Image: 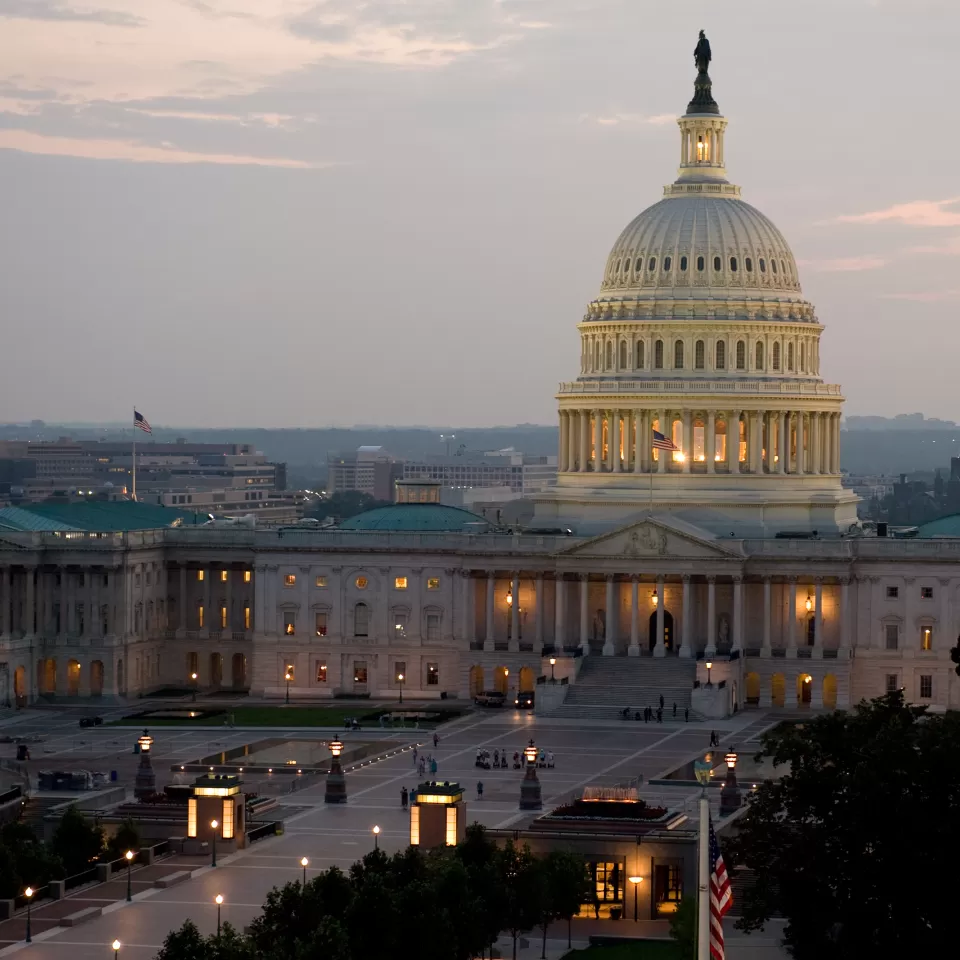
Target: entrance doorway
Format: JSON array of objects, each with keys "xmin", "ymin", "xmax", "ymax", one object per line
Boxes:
[
  {"xmin": 797, "ymin": 673, "xmax": 812, "ymax": 705},
  {"xmin": 210, "ymin": 653, "xmax": 223, "ymax": 689},
  {"xmin": 648, "ymin": 610, "xmax": 674, "ymax": 653},
  {"xmin": 231, "ymin": 653, "xmax": 246, "ymax": 690}
]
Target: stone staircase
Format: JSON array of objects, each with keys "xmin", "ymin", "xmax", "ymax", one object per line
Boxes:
[{"xmin": 552, "ymin": 656, "xmax": 698, "ymax": 721}]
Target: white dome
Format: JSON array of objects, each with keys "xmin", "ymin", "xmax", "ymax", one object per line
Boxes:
[{"xmin": 599, "ymin": 193, "xmax": 803, "ymax": 305}]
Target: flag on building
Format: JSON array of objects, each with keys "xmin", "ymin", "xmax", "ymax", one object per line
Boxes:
[
  {"xmin": 652, "ymin": 429, "xmax": 678, "ymax": 451},
  {"xmin": 709, "ymin": 815, "xmax": 733, "ymax": 960},
  {"xmin": 134, "ymin": 410, "xmax": 152, "ymax": 435}
]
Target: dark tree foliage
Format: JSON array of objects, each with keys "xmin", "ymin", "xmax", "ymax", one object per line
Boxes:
[
  {"xmin": 106, "ymin": 818, "xmax": 141, "ymax": 860},
  {"xmin": 668, "ymin": 897, "xmax": 697, "ymax": 959},
  {"xmin": 542, "ymin": 850, "xmax": 590, "ymax": 950},
  {"xmin": 0, "ymin": 821, "xmax": 64, "ymax": 894},
  {"xmin": 50, "ymin": 806, "xmax": 104, "ymax": 876},
  {"xmin": 727, "ymin": 692, "xmax": 960, "ymax": 959}
]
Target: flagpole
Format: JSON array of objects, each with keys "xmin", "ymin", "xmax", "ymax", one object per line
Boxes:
[
  {"xmin": 697, "ymin": 789, "xmax": 710, "ymax": 960},
  {"xmin": 132, "ymin": 407, "xmax": 137, "ymax": 502}
]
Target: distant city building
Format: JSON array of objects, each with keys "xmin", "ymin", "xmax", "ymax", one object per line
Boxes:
[
  {"xmin": 326, "ymin": 447, "xmax": 401, "ymax": 500},
  {"xmin": 402, "ymin": 448, "xmax": 557, "ymax": 495},
  {"xmin": 846, "ymin": 413, "xmax": 958, "ymax": 431}
]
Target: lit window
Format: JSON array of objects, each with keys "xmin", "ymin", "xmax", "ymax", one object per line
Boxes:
[
  {"xmin": 244, "ymin": 606, "xmax": 251, "ymax": 630},
  {"xmin": 315, "ymin": 612, "xmax": 328, "ymax": 637},
  {"xmin": 920, "ymin": 675, "xmax": 932, "ymax": 699},
  {"xmin": 395, "ymin": 577, "xmax": 408, "ymax": 590},
  {"xmin": 221, "ymin": 799, "xmax": 234, "ymax": 840},
  {"xmin": 445, "ymin": 806, "xmax": 457, "ymax": 846},
  {"xmin": 921, "ymin": 586, "xmax": 933, "ymax": 599},
  {"xmin": 220, "ymin": 606, "xmax": 228, "ymax": 629},
  {"xmin": 354, "ymin": 662, "xmax": 368, "ymax": 684},
  {"xmin": 197, "ymin": 570, "xmax": 205, "ymax": 582},
  {"xmin": 244, "ymin": 570, "xmax": 251, "ymax": 583},
  {"xmin": 355, "ymin": 576, "xmax": 368, "ymax": 590},
  {"xmin": 220, "ymin": 570, "xmax": 228, "ymax": 583},
  {"xmin": 886, "ymin": 586, "xmax": 899, "ymax": 599},
  {"xmin": 284, "ymin": 612, "xmax": 296, "ymax": 636},
  {"xmin": 198, "ymin": 605, "xmax": 204, "ymax": 629},
  {"xmin": 410, "ymin": 805, "xmax": 420, "ymax": 845},
  {"xmin": 920, "ymin": 626, "xmax": 933, "ymax": 651},
  {"xmin": 284, "ymin": 664, "xmax": 295, "ymax": 682},
  {"xmin": 427, "ymin": 663, "xmax": 439, "ymax": 686},
  {"xmin": 284, "ymin": 574, "xmax": 296, "ymax": 587},
  {"xmin": 316, "ymin": 662, "xmax": 327, "ymax": 683},
  {"xmin": 187, "ymin": 798, "xmax": 197, "ymax": 838},
  {"xmin": 315, "ymin": 576, "xmax": 327, "ymax": 588},
  {"xmin": 885, "ymin": 674, "xmax": 898, "ymax": 693},
  {"xmin": 427, "ymin": 577, "xmax": 440, "ymax": 590},
  {"xmin": 884, "ymin": 624, "xmax": 899, "ymax": 650}
]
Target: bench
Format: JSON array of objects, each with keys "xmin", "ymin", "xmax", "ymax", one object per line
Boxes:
[
  {"xmin": 155, "ymin": 871, "xmax": 191, "ymax": 889},
  {"xmin": 62, "ymin": 907, "xmax": 102, "ymax": 927}
]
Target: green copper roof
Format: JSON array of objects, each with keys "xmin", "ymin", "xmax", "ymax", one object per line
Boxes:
[
  {"xmin": 340, "ymin": 503, "xmax": 491, "ymax": 532},
  {"xmin": 915, "ymin": 514, "xmax": 960, "ymax": 538},
  {"xmin": 0, "ymin": 501, "xmax": 207, "ymax": 532}
]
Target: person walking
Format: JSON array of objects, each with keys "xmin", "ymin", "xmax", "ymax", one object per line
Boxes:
[
  {"xmin": 656, "ymin": 707, "xmax": 663, "ymax": 723},
  {"xmin": 412, "ymin": 746, "xmax": 418, "ymax": 766},
  {"xmin": 672, "ymin": 702, "xmax": 677, "ymax": 718},
  {"xmin": 476, "ymin": 780, "xmax": 484, "ymax": 799},
  {"xmin": 659, "ymin": 693, "xmax": 664, "ymax": 711},
  {"xmin": 684, "ymin": 707, "xmax": 689, "ymax": 722},
  {"xmin": 433, "ymin": 733, "xmax": 440, "ymax": 749},
  {"xmin": 401, "ymin": 786, "xmax": 408, "ymax": 809}
]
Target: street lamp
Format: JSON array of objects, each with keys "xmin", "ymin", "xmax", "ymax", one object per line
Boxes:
[
  {"xmin": 720, "ymin": 749, "xmax": 742, "ymax": 816},
  {"xmin": 549, "ymin": 657, "xmax": 556, "ymax": 682},
  {"xmin": 628, "ymin": 876, "xmax": 644, "ymax": 921},
  {"xmin": 113, "ymin": 939, "xmax": 121, "ymax": 960},
  {"xmin": 325, "ymin": 737, "xmax": 347, "ymax": 804},
  {"xmin": 191, "ymin": 671, "xmax": 198, "ymax": 701},
  {"xmin": 397, "ymin": 672, "xmax": 404, "ymax": 705},
  {"xmin": 215, "ymin": 894, "xmax": 223, "ymax": 938},
  {"xmin": 125, "ymin": 849, "xmax": 134, "ymax": 902},
  {"xmin": 210, "ymin": 819, "xmax": 219, "ymax": 867},
  {"xmin": 284, "ymin": 667, "xmax": 293, "ymax": 704},
  {"xmin": 705, "ymin": 660, "xmax": 713, "ymax": 687},
  {"xmin": 301, "ymin": 856, "xmax": 309, "ymax": 886},
  {"xmin": 24, "ymin": 886, "xmax": 33, "ymax": 943},
  {"xmin": 373, "ymin": 825, "xmax": 380, "ymax": 850},
  {"xmin": 519, "ymin": 739, "xmax": 542, "ymax": 810}
]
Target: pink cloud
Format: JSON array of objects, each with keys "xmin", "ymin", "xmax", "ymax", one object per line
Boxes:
[
  {"xmin": 796, "ymin": 256, "xmax": 887, "ymax": 272},
  {"xmin": 881, "ymin": 290, "xmax": 960, "ymax": 303},
  {"xmin": 0, "ymin": 129, "xmax": 319, "ymax": 167},
  {"xmin": 906, "ymin": 235, "xmax": 960, "ymax": 255},
  {"xmin": 837, "ymin": 197, "xmax": 960, "ymax": 227}
]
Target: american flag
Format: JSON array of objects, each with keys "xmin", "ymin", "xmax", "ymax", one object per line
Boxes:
[
  {"xmin": 709, "ymin": 815, "xmax": 733, "ymax": 960},
  {"xmin": 133, "ymin": 410, "xmax": 152, "ymax": 435},
  {"xmin": 652, "ymin": 429, "xmax": 678, "ymax": 451}
]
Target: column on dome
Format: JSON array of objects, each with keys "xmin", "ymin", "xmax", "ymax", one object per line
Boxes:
[
  {"xmin": 834, "ymin": 412, "xmax": 842, "ymax": 473},
  {"xmin": 611, "ymin": 410, "xmax": 621, "ymax": 473},
  {"xmin": 750, "ymin": 411, "xmax": 763, "ymax": 473},
  {"xmin": 634, "ymin": 410, "xmax": 645, "ymax": 474},
  {"xmin": 682, "ymin": 410, "xmax": 692, "ymax": 473},
  {"xmin": 765, "ymin": 412, "xmax": 775, "ymax": 473},
  {"xmin": 777, "ymin": 411, "xmax": 787, "ymax": 474},
  {"xmin": 579, "ymin": 409, "xmax": 589, "ymax": 472},
  {"xmin": 706, "ymin": 410, "xmax": 716, "ymax": 474},
  {"xmin": 559, "ymin": 412, "xmax": 568, "ymax": 472},
  {"xmin": 810, "ymin": 411, "xmax": 820, "ymax": 474},
  {"xmin": 623, "ymin": 410, "xmax": 634, "ymax": 472},
  {"xmin": 795, "ymin": 412, "xmax": 806, "ymax": 476}
]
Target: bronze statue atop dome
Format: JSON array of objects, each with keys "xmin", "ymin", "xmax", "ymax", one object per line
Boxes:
[
  {"xmin": 694, "ymin": 30, "xmax": 711, "ymax": 75},
  {"xmin": 687, "ymin": 29, "xmax": 719, "ymax": 115}
]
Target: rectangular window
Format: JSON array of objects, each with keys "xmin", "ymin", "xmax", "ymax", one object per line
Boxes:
[
  {"xmin": 395, "ymin": 661, "xmax": 406, "ymax": 684},
  {"xmin": 393, "ymin": 613, "xmax": 407, "ymax": 638},
  {"xmin": 315, "ymin": 612, "xmax": 328, "ymax": 637},
  {"xmin": 220, "ymin": 570, "xmax": 228, "ymax": 582},
  {"xmin": 187, "ymin": 798, "xmax": 197, "ymax": 838},
  {"xmin": 445, "ymin": 806, "xmax": 457, "ymax": 847},
  {"xmin": 426, "ymin": 613, "xmax": 440, "ymax": 641},
  {"xmin": 316, "ymin": 661, "xmax": 327, "ymax": 683},
  {"xmin": 315, "ymin": 575, "xmax": 327, "ymax": 588},
  {"xmin": 284, "ymin": 574, "xmax": 296, "ymax": 586},
  {"xmin": 134, "ymin": 573, "xmax": 141, "ymax": 587},
  {"xmin": 654, "ymin": 862, "xmax": 684, "ymax": 915},
  {"xmin": 427, "ymin": 577, "xmax": 440, "ymax": 590},
  {"xmin": 920, "ymin": 675, "xmax": 932, "ymax": 699},
  {"xmin": 221, "ymin": 798, "xmax": 235, "ymax": 840},
  {"xmin": 145, "ymin": 571, "xmax": 152, "ymax": 586},
  {"xmin": 354, "ymin": 662, "xmax": 368, "ymax": 684},
  {"xmin": 921, "ymin": 586, "xmax": 933, "ymax": 600},
  {"xmin": 198, "ymin": 605, "xmax": 204, "ymax": 629},
  {"xmin": 244, "ymin": 570, "xmax": 252, "ymax": 583},
  {"xmin": 886, "ymin": 586, "xmax": 898, "ymax": 599},
  {"xmin": 220, "ymin": 606, "xmax": 228, "ymax": 629},
  {"xmin": 244, "ymin": 606, "xmax": 251, "ymax": 630},
  {"xmin": 197, "ymin": 570, "xmax": 205, "ymax": 582},
  {"xmin": 884, "ymin": 624, "xmax": 899, "ymax": 650},
  {"xmin": 284, "ymin": 664, "xmax": 295, "ymax": 682},
  {"xmin": 920, "ymin": 626, "xmax": 933, "ymax": 651},
  {"xmin": 410, "ymin": 804, "xmax": 420, "ymax": 846},
  {"xmin": 395, "ymin": 576, "xmax": 408, "ymax": 590},
  {"xmin": 885, "ymin": 673, "xmax": 898, "ymax": 694},
  {"xmin": 426, "ymin": 662, "xmax": 439, "ymax": 685},
  {"xmin": 283, "ymin": 612, "xmax": 296, "ymax": 635}
]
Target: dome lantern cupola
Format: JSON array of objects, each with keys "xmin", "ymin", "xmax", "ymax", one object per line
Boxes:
[{"xmin": 676, "ymin": 30, "xmax": 728, "ymax": 185}]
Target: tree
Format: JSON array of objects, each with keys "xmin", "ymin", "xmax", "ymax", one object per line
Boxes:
[
  {"xmin": 0, "ymin": 821, "xmax": 63, "ymax": 889},
  {"xmin": 155, "ymin": 919, "xmax": 208, "ymax": 960},
  {"xmin": 950, "ymin": 634, "xmax": 960, "ymax": 677},
  {"xmin": 50, "ymin": 806, "xmax": 104, "ymax": 875},
  {"xmin": 106, "ymin": 817, "xmax": 141, "ymax": 860},
  {"xmin": 726, "ymin": 692, "xmax": 960, "ymax": 959},
  {"xmin": 0, "ymin": 843, "xmax": 20, "ymax": 899},
  {"xmin": 498, "ymin": 842, "xmax": 545, "ymax": 960},
  {"xmin": 542, "ymin": 850, "xmax": 590, "ymax": 950},
  {"xmin": 668, "ymin": 897, "xmax": 697, "ymax": 959},
  {"xmin": 455, "ymin": 824, "xmax": 506, "ymax": 956}
]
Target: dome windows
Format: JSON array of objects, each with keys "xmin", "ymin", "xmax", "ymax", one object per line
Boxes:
[
  {"xmin": 713, "ymin": 256, "xmax": 722, "ymax": 271},
  {"xmin": 605, "ymin": 341, "xmax": 613, "ymax": 370},
  {"xmin": 654, "ymin": 340, "xmax": 664, "ymax": 369},
  {"xmin": 772, "ymin": 342, "xmax": 781, "ymax": 371},
  {"xmin": 736, "ymin": 340, "xmax": 746, "ymax": 370},
  {"xmin": 680, "ymin": 256, "xmax": 688, "ymax": 272},
  {"xmin": 663, "ymin": 256, "xmax": 672, "ymax": 271},
  {"xmin": 697, "ymin": 256, "xmax": 705, "ymax": 271},
  {"xmin": 674, "ymin": 340, "xmax": 685, "ymax": 369},
  {"xmin": 759, "ymin": 258, "xmax": 766, "ymax": 273},
  {"xmin": 787, "ymin": 342, "xmax": 795, "ymax": 371},
  {"xmin": 781, "ymin": 259, "xmax": 787, "ymax": 277},
  {"xmin": 800, "ymin": 341, "xmax": 806, "ymax": 372},
  {"xmin": 619, "ymin": 340, "xmax": 628, "ymax": 369},
  {"xmin": 636, "ymin": 340, "xmax": 645, "ymax": 369},
  {"xmin": 730, "ymin": 257, "xmax": 738, "ymax": 272},
  {"xmin": 755, "ymin": 341, "xmax": 764, "ymax": 370},
  {"xmin": 695, "ymin": 340, "xmax": 705, "ymax": 370},
  {"xmin": 635, "ymin": 257, "xmax": 642, "ymax": 273},
  {"xmin": 594, "ymin": 341, "xmax": 601, "ymax": 371},
  {"xmin": 745, "ymin": 257, "xmax": 753, "ymax": 273},
  {"xmin": 771, "ymin": 259, "xmax": 778, "ymax": 274},
  {"xmin": 715, "ymin": 341, "xmax": 726, "ymax": 370},
  {"xmin": 648, "ymin": 257, "xmax": 657, "ymax": 272}
]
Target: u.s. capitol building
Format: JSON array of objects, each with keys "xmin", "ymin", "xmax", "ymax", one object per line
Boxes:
[{"xmin": 1, "ymin": 44, "xmax": 958, "ymax": 715}]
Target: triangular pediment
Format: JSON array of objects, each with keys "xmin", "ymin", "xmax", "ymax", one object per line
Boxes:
[{"xmin": 560, "ymin": 517, "xmax": 742, "ymax": 559}]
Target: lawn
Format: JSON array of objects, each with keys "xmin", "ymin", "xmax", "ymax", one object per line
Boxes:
[
  {"xmin": 562, "ymin": 942, "xmax": 681, "ymax": 960},
  {"xmin": 111, "ymin": 705, "xmax": 460, "ymax": 728}
]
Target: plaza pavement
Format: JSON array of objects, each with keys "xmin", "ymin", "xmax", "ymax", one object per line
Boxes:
[{"xmin": 0, "ymin": 704, "xmax": 789, "ymax": 960}]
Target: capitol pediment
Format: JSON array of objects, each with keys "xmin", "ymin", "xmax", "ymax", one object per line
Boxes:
[{"xmin": 560, "ymin": 517, "xmax": 741, "ymax": 559}]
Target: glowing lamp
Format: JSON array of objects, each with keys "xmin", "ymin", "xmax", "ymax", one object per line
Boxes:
[
  {"xmin": 329, "ymin": 738, "xmax": 344, "ymax": 758},
  {"xmin": 549, "ymin": 657, "xmax": 556, "ymax": 666},
  {"xmin": 805, "ymin": 596, "xmax": 813, "ymax": 612},
  {"xmin": 652, "ymin": 589, "xmax": 659, "ymax": 608},
  {"xmin": 24, "ymin": 887, "xmax": 33, "ymax": 899},
  {"xmin": 524, "ymin": 740, "xmax": 538, "ymax": 765},
  {"xmin": 628, "ymin": 875, "xmax": 643, "ymax": 885},
  {"xmin": 211, "ymin": 819, "xmax": 218, "ymax": 830},
  {"xmin": 138, "ymin": 731, "xmax": 153, "ymax": 753},
  {"xmin": 301, "ymin": 857, "xmax": 309, "ymax": 867},
  {"xmin": 505, "ymin": 589, "xmax": 513, "ymax": 606},
  {"xmin": 725, "ymin": 751, "xmax": 738, "ymax": 770},
  {"xmin": 125, "ymin": 850, "xmax": 134, "ymax": 862},
  {"xmin": 113, "ymin": 941, "xmax": 121, "ymax": 952},
  {"xmin": 705, "ymin": 660, "xmax": 713, "ymax": 670},
  {"xmin": 215, "ymin": 894, "xmax": 223, "ymax": 905}
]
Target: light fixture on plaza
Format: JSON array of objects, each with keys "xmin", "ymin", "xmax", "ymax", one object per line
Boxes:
[
  {"xmin": 651, "ymin": 589, "xmax": 659, "ymax": 608},
  {"xmin": 135, "ymin": 729, "xmax": 156, "ymax": 800},
  {"xmin": 549, "ymin": 657, "xmax": 557, "ymax": 681},
  {"xmin": 628, "ymin": 875, "xmax": 644, "ymax": 921},
  {"xmin": 398, "ymin": 672, "xmax": 405, "ymax": 705},
  {"xmin": 326, "ymin": 737, "xmax": 347, "ymax": 804},
  {"xmin": 113, "ymin": 940, "xmax": 121, "ymax": 960},
  {"xmin": 505, "ymin": 588, "xmax": 513, "ymax": 606},
  {"xmin": 211, "ymin": 819, "xmax": 219, "ymax": 867},
  {"xmin": 301, "ymin": 856, "xmax": 309, "ymax": 886},
  {"xmin": 24, "ymin": 886, "xmax": 33, "ymax": 943},
  {"xmin": 215, "ymin": 894, "xmax": 224, "ymax": 937},
  {"xmin": 373, "ymin": 824, "xmax": 381, "ymax": 850},
  {"xmin": 725, "ymin": 751, "xmax": 738, "ymax": 770},
  {"xmin": 284, "ymin": 667, "xmax": 293, "ymax": 704},
  {"xmin": 520, "ymin": 738, "xmax": 542, "ymax": 810},
  {"xmin": 705, "ymin": 660, "xmax": 713, "ymax": 686},
  {"xmin": 191, "ymin": 671, "xmax": 198, "ymax": 702},
  {"xmin": 805, "ymin": 594, "xmax": 814, "ymax": 612},
  {"xmin": 125, "ymin": 849, "xmax": 134, "ymax": 902},
  {"xmin": 720, "ymin": 748, "xmax": 742, "ymax": 816}
]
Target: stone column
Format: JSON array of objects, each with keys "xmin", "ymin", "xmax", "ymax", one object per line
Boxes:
[
  {"xmin": 787, "ymin": 578, "xmax": 797, "ymax": 654},
  {"xmin": 796, "ymin": 412, "xmax": 806, "ymax": 475},
  {"xmin": 657, "ymin": 410, "xmax": 668, "ymax": 472},
  {"xmin": 203, "ymin": 568, "xmax": 211, "ymax": 637},
  {"xmin": 839, "ymin": 578, "xmax": 850, "ymax": 652},
  {"xmin": 682, "ymin": 411, "xmax": 692, "ymax": 473},
  {"xmin": 679, "ymin": 575, "xmax": 692, "ymax": 658},
  {"xmin": 777, "ymin": 412, "xmax": 788, "ymax": 474},
  {"xmin": 810, "ymin": 412, "xmax": 821, "ymax": 474},
  {"xmin": 253, "ymin": 565, "xmax": 267, "ymax": 635},
  {"xmin": 732, "ymin": 576, "xmax": 743, "ymax": 653},
  {"xmin": 603, "ymin": 575, "xmax": 615, "ymax": 655},
  {"xmin": 628, "ymin": 576, "xmax": 640, "ymax": 657},
  {"xmin": 834, "ymin": 413, "xmax": 842, "ymax": 474},
  {"xmin": 178, "ymin": 566, "xmax": 187, "ymax": 634},
  {"xmin": 706, "ymin": 411, "xmax": 716, "ymax": 474},
  {"xmin": 705, "ymin": 576, "xmax": 717, "ymax": 657},
  {"xmin": 484, "ymin": 572, "xmax": 495, "ymax": 651},
  {"xmin": 727, "ymin": 411, "xmax": 740, "ymax": 473},
  {"xmin": 623, "ymin": 411, "xmax": 634, "ymax": 472},
  {"xmin": 762, "ymin": 577, "xmax": 772, "ymax": 655},
  {"xmin": 558, "ymin": 412, "xmax": 568, "ymax": 471},
  {"xmin": 90, "ymin": 569, "xmax": 100, "ymax": 638},
  {"xmin": 60, "ymin": 567, "xmax": 68, "ymax": 640},
  {"xmin": 579, "ymin": 410, "xmax": 589, "ymax": 472},
  {"xmin": 610, "ymin": 411, "xmax": 621, "ymax": 472},
  {"xmin": 579, "ymin": 575, "xmax": 590, "ymax": 654},
  {"xmin": 460, "ymin": 571, "xmax": 473, "ymax": 642},
  {"xmin": 24, "ymin": 567, "xmax": 35, "ymax": 639},
  {"xmin": 554, "ymin": 576, "xmax": 565, "ymax": 654},
  {"xmin": 750, "ymin": 411, "xmax": 763, "ymax": 473},
  {"xmin": 813, "ymin": 578, "xmax": 823, "ymax": 657},
  {"xmin": 509, "ymin": 572, "xmax": 520, "ymax": 652},
  {"xmin": 654, "ymin": 576, "xmax": 666, "ymax": 658},
  {"xmin": 534, "ymin": 574, "xmax": 544, "ymax": 652},
  {"xmin": 765, "ymin": 412, "xmax": 776, "ymax": 473},
  {"xmin": 634, "ymin": 410, "xmax": 645, "ymax": 473},
  {"xmin": 226, "ymin": 567, "xmax": 235, "ymax": 633}
]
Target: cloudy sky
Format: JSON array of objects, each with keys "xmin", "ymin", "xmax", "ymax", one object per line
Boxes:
[{"xmin": 0, "ymin": 0, "xmax": 956, "ymax": 428}]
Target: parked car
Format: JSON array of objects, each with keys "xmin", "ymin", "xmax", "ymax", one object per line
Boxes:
[
  {"xmin": 78, "ymin": 716, "xmax": 103, "ymax": 728},
  {"xmin": 474, "ymin": 691, "xmax": 506, "ymax": 707},
  {"xmin": 514, "ymin": 691, "xmax": 535, "ymax": 709}
]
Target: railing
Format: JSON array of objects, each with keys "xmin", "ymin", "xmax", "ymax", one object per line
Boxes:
[
  {"xmin": 64, "ymin": 866, "xmax": 98, "ymax": 891},
  {"xmin": 558, "ymin": 379, "xmax": 842, "ymax": 397},
  {"xmin": 247, "ymin": 821, "xmax": 281, "ymax": 844}
]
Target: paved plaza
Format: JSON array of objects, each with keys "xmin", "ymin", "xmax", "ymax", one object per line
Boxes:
[{"xmin": 0, "ymin": 704, "xmax": 788, "ymax": 960}]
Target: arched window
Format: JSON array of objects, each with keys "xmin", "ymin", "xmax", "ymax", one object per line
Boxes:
[
  {"xmin": 695, "ymin": 340, "xmax": 705, "ymax": 369},
  {"xmin": 730, "ymin": 257, "xmax": 738, "ymax": 272},
  {"xmin": 787, "ymin": 342, "xmax": 795, "ymax": 371},
  {"xmin": 594, "ymin": 341, "xmax": 600, "ymax": 371},
  {"xmin": 663, "ymin": 256, "xmax": 672, "ymax": 271},
  {"xmin": 636, "ymin": 340, "xmax": 645, "ymax": 368},
  {"xmin": 635, "ymin": 257, "xmax": 642, "ymax": 273},
  {"xmin": 697, "ymin": 255, "xmax": 705, "ymax": 271},
  {"xmin": 781, "ymin": 259, "xmax": 787, "ymax": 276},
  {"xmin": 615, "ymin": 259, "xmax": 622, "ymax": 275},
  {"xmin": 759, "ymin": 258, "xmax": 766, "ymax": 273},
  {"xmin": 800, "ymin": 341, "xmax": 806, "ymax": 372},
  {"xmin": 771, "ymin": 259, "xmax": 778, "ymax": 274},
  {"xmin": 755, "ymin": 341, "xmax": 764, "ymax": 370},
  {"xmin": 715, "ymin": 340, "xmax": 726, "ymax": 370},
  {"xmin": 736, "ymin": 340, "xmax": 746, "ymax": 370},
  {"xmin": 619, "ymin": 340, "xmax": 627, "ymax": 369},
  {"xmin": 605, "ymin": 340, "xmax": 613, "ymax": 369},
  {"xmin": 654, "ymin": 340, "xmax": 664, "ymax": 369},
  {"xmin": 713, "ymin": 256, "xmax": 722, "ymax": 271},
  {"xmin": 674, "ymin": 340, "xmax": 684, "ymax": 369},
  {"xmin": 745, "ymin": 257, "xmax": 753, "ymax": 273},
  {"xmin": 680, "ymin": 255, "xmax": 688, "ymax": 271},
  {"xmin": 354, "ymin": 603, "xmax": 369, "ymax": 637},
  {"xmin": 772, "ymin": 342, "xmax": 781, "ymax": 370},
  {"xmin": 648, "ymin": 257, "xmax": 657, "ymax": 272}
]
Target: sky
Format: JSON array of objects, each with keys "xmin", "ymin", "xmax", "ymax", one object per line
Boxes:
[{"xmin": 0, "ymin": 0, "xmax": 957, "ymax": 428}]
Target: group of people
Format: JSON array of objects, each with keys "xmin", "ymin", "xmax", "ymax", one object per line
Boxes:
[{"xmin": 621, "ymin": 694, "xmax": 689, "ymax": 724}]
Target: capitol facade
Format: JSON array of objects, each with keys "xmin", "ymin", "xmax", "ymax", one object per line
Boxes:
[{"xmin": 1, "ymin": 49, "xmax": 958, "ymax": 715}]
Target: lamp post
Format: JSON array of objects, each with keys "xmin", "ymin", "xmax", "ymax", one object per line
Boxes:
[
  {"xmin": 125, "ymin": 849, "xmax": 134, "ymax": 901},
  {"xmin": 693, "ymin": 758, "xmax": 712, "ymax": 960},
  {"xmin": 301, "ymin": 856, "xmax": 309, "ymax": 886},
  {"xmin": 284, "ymin": 668, "xmax": 293, "ymax": 704},
  {"xmin": 135, "ymin": 729, "xmax": 156, "ymax": 800},
  {"xmin": 210, "ymin": 819, "xmax": 219, "ymax": 867},
  {"xmin": 397, "ymin": 672, "xmax": 404, "ymax": 705},
  {"xmin": 325, "ymin": 737, "xmax": 347, "ymax": 804},
  {"xmin": 549, "ymin": 657, "xmax": 556, "ymax": 682},
  {"xmin": 373, "ymin": 825, "xmax": 380, "ymax": 851},
  {"xmin": 191, "ymin": 671, "xmax": 198, "ymax": 701},
  {"xmin": 113, "ymin": 939, "xmax": 121, "ymax": 960},
  {"xmin": 628, "ymin": 876, "xmax": 643, "ymax": 921},
  {"xmin": 705, "ymin": 660, "xmax": 713, "ymax": 687},
  {"xmin": 720, "ymin": 749, "xmax": 742, "ymax": 816},
  {"xmin": 215, "ymin": 894, "xmax": 223, "ymax": 938},
  {"xmin": 519, "ymin": 738, "xmax": 542, "ymax": 810},
  {"xmin": 24, "ymin": 886, "xmax": 33, "ymax": 943}
]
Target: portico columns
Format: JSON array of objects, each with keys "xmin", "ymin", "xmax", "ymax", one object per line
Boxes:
[
  {"xmin": 787, "ymin": 578, "xmax": 798, "ymax": 655},
  {"xmin": 732, "ymin": 576, "xmax": 743, "ymax": 653},
  {"xmin": 705, "ymin": 576, "xmax": 717, "ymax": 657},
  {"xmin": 611, "ymin": 412, "xmax": 622, "ymax": 473},
  {"xmin": 628, "ymin": 577, "xmax": 640, "ymax": 656},
  {"xmin": 623, "ymin": 411, "xmax": 634, "ymax": 471},
  {"xmin": 554, "ymin": 576, "xmax": 565, "ymax": 654},
  {"xmin": 762, "ymin": 577, "xmax": 772, "ymax": 655},
  {"xmin": 813, "ymin": 578, "xmax": 823, "ymax": 657},
  {"xmin": 634, "ymin": 411, "xmax": 645, "ymax": 473},
  {"xmin": 203, "ymin": 569, "xmax": 211, "ymax": 638},
  {"xmin": 750, "ymin": 411, "xmax": 763, "ymax": 473},
  {"xmin": 509, "ymin": 572, "xmax": 520, "ymax": 652},
  {"xmin": 484, "ymin": 573, "xmax": 495, "ymax": 651},
  {"xmin": 657, "ymin": 410, "xmax": 667, "ymax": 473},
  {"xmin": 777, "ymin": 412, "xmax": 787, "ymax": 474},
  {"xmin": 653, "ymin": 576, "xmax": 666, "ymax": 658},
  {"xmin": 579, "ymin": 575, "xmax": 590, "ymax": 654},
  {"xmin": 60, "ymin": 569, "xmax": 68, "ymax": 640},
  {"xmin": 706, "ymin": 411, "xmax": 716, "ymax": 474},
  {"xmin": 682, "ymin": 411, "xmax": 692, "ymax": 473},
  {"xmin": 811, "ymin": 412, "xmax": 821, "ymax": 474},
  {"xmin": 727, "ymin": 410, "xmax": 740, "ymax": 473},
  {"xmin": 795, "ymin": 413, "xmax": 806, "ymax": 475},
  {"xmin": 679, "ymin": 575, "xmax": 692, "ymax": 658},
  {"xmin": 603, "ymin": 575, "xmax": 615, "ymax": 655},
  {"xmin": 579, "ymin": 410, "xmax": 589, "ymax": 472},
  {"xmin": 839, "ymin": 578, "xmax": 850, "ymax": 652},
  {"xmin": 765, "ymin": 412, "xmax": 776, "ymax": 473}
]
